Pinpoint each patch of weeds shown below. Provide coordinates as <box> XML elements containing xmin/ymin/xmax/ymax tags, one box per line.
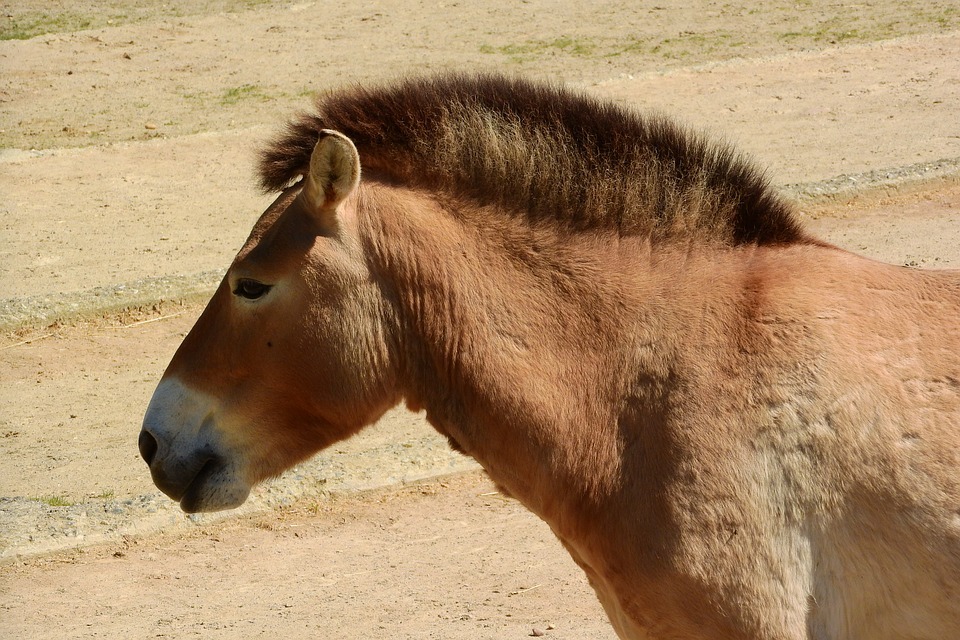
<box><xmin>775</xmin><ymin>3</ymin><xmax>960</xmax><ymax>47</ymax></box>
<box><xmin>96</xmin><ymin>490</ymin><xmax>115</xmax><ymax>500</ymax></box>
<box><xmin>179</xmin><ymin>89</ymin><xmax>210</xmax><ymax>105</ymax></box>
<box><xmin>549</xmin><ymin>35</ymin><xmax>595</xmax><ymax>56</ymax></box>
<box><xmin>779</xmin><ymin>25</ymin><xmax>863</xmax><ymax>44</ymax></box>
<box><xmin>2</xmin><ymin>1</ymin><xmax>282</xmax><ymax>40</ymax></box>
<box><xmin>604</xmin><ymin>30</ymin><xmax>745</xmax><ymax>62</ymax></box>
<box><xmin>37</xmin><ymin>495</ymin><xmax>75</xmax><ymax>507</ymax></box>
<box><xmin>606</xmin><ymin>35</ymin><xmax>652</xmax><ymax>57</ymax></box>
<box><xmin>229</xmin><ymin>0</ymin><xmax>274</xmax><ymax>10</ymax></box>
<box><xmin>1</xmin><ymin>11</ymin><xmax>93</xmax><ymax>40</ymax></box>
<box><xmin>921</xmin><ymin>5</ymin><xmax>960</xmax><ymax>30</ymax></box>
<box><xmin>220</xmin><ymin>84</ymin><xmax>270</xmax><ymax>106</ymax></box>
<box><xmin>480</xmin><ymin>36</ymin><xmax>596</xmax><ymax>62</ymax></box>
<box><xmin>777</xmin><ymin>13</ymin><xmax>920</xmax><ymax>46</ymax></box>
<box><xmin>649</xmin><ymin>31</ymin><xmax>742</xmax><ymax>61</ymax></box>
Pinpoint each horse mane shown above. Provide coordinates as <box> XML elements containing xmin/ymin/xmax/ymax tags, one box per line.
<box><xmin>259</xmin><ymin>73</ymin><xmax>809</xmax><ymax>245</ymax></box>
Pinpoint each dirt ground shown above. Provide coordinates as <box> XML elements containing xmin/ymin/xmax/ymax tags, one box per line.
<box><xmin>1</xmin><ymin>1</ymin><xmax>960</xmax><ymax>638</ymax></box>
<box><xmin>1</xmin><ymin>472</ymin><xmax>616</xmax><ymax>640</ymax></box>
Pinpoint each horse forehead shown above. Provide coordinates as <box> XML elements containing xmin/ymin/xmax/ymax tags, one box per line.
<box><xmin>237</xmin><ymin>192</ymin><xmax>321</xmax><ymax>265</ymax></box>
<box><xmin>240</xmin><ymin>186</ymin><xmax>301</xmax><ymax>243</ymax></box>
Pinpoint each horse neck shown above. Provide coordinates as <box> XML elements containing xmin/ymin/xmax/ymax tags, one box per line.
<box><xmin>360</xmin><ymin>183</ymin><xmax>740</xmax><ymax>524</ymax></box>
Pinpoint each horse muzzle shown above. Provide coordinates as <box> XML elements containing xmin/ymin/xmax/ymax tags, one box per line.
<box><xmin>139</xmin><ymin>377</ymin><xmax>251</xmax><ymax>513</ymax></box>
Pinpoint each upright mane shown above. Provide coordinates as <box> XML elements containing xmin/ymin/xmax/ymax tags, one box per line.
<box><xmin>259</xmin><ymin>73</ymin><xmax>808</xmax><ymax>245</ymax></box>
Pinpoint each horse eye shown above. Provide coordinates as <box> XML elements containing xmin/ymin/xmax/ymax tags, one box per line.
<box><xmin>233</xmin><ymin>278</ymin><xmax>272</xmax><ymax>300</ymax></box>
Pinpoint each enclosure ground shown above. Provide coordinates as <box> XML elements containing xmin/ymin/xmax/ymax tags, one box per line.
<box><xmin>1</xmin><ymin>1</ymin><xmax>959</xmax><ymax>638</ymax></box>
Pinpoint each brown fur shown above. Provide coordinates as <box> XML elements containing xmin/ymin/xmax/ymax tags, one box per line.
<box><xmin>141</xmin><ymin>74</ymin><xmax>960</xmax><ymax>639</ymax></box>
<box><xmin>259</xmin><ymin>73</ymin><xmax>807</xmax><ymax>245</ymax></box>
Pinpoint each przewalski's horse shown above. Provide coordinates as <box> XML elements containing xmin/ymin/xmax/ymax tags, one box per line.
<box><xmin>140</xmin><ymin>74</ymin><xmax>960</xmax><ymax>639</ymax></box>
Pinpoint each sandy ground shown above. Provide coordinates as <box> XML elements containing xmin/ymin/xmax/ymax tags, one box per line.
<box><xmin>1</xmin><ymin>472</ymin><xmax>616</xmax><ymax>640</ymax></box>
<box><xmin>1</xmin><ymin>0</ymin><xmax>960</xmax><ymax>638</ymax></box>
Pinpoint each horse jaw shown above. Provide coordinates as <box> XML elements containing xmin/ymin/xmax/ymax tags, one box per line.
<box><xmin>139</xmin><ymin>377</ymin><xmax>251</xmax><ymax>513</ymax></box>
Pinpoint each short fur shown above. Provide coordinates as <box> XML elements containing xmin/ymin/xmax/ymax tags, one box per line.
<box><xmin>142</xmin><ymin>73</ymin><xmax>960</xmax><ymax>639</ymax></box>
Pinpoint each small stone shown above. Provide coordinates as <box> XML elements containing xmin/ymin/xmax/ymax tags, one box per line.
<box><xmin>145</xmin><ymin>123</ymin><xmax>157</xmax><ymax>130</ymax></box>
<box><xmin>530</xmin><ymin>629</ymin><xmax>545</xmax><ymax>637</ymax></box>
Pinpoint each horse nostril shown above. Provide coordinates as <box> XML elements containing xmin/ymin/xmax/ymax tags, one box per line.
<box><xmin>139</xmin><ymin>430</ymin><xmax>159</xmax><ymax>465</ymax></box>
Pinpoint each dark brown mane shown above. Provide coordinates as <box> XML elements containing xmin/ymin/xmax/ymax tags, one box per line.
<box><xmin>259</xmin><ymin>73</ymin><xmax>808</xmax><ymax>245</ymax></box>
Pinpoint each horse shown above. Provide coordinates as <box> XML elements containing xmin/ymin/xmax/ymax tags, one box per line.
<box><xmin>139</xmin><ymin>73</ymin><xmax>960</xmax><ymax>639</ymax></box>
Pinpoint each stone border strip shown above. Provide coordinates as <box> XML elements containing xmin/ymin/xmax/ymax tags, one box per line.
<box><xmin>783</xmin><ymin>156</ymin><xmax>960</xmax><ymax>203</ymax></box>
<box><xmin>0</xmin><ymin>271</ymin><xmax>225</xmax><ymax>333</ymax></box>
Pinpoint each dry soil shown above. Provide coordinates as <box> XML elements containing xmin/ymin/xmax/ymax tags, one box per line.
<box><xmin>1</xmin><ymin>1</ymin><xmax>959</xmax><ymax>638</ymax></box>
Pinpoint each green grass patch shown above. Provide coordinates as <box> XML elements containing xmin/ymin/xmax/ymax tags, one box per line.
<box><xmin>775</xmin><ymin>10</ymin><xmax>960</xmax><ymax>46</ymax></box>
<box><xmin>1</xmin><ymin>1</ymin><xmax>279</xmax><ymax>40</ymax></box>
<box><xmin>487</xmin><ymin>31</ymin><xmax>746</xmax><ymax>63</ymax></box>
<box><xmin>480</xmin><ymin>36</ymin><xmax>596</xmax><ymax>62</ymax></box>
<box><xmin>548</xmin><ymin>35</ymin><xmax>595</xmax><ymax>56</ymax></box>
<box><xmin>37</xmin><ymin>495</ymin><xmax>75</xmax><ymax>507</ymax></box>
<box><xmin>645</xmin><ymin>31</ymin><xmax>743</xmax><ymax>61</ymax></box>
<box><xmin>779</xmin><ymin>25</ymin><xmax>869</xmax><ymax>44</ymax></box>
<box><xmin>1</xmin><ymin>11</ymin><xmax>95</xmax><ymax>40</ymax></box>
<box><xmin>220</xmin><ymin>84</ymin><xmax>270</xmax><ymax>105</ymax></box>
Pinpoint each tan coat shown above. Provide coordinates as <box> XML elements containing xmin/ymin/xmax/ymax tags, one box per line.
<box><xmin>141</xmin><ymin>75</ymin><xmax>960</xmax><ymax>639</ymax></box>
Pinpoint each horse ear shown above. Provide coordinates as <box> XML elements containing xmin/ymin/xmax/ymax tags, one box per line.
<box><xmin>301</xmin><ymin>129</ymin><xmax>361</xmax><ymax>225</ymax></box>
